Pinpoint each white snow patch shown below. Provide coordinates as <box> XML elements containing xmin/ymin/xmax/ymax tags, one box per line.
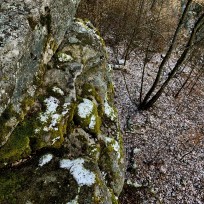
<box><xmin>0</xmin><ymin>89</ymin><xmax>5</xmax><ymax>94</ymax></box>
<box><xmin>66</xmin><ymin>195</ymin><xmax>79</xmax><ymax>204</ymax></box>
<box><xmin>39</xmin><ymin>97</ymin><xmax>61</xmax><ymax>132</ymax></box>
<box><xmin>133</xmin><ymin>148</ymin><xmax>141</xmax><ymax>154</ymax></box>
<box><xmin>105</xmin><ymin>137</ymin><xmax>113</xmax><ymax>143</ymax></box>
<box><xmin>107</xmin><ymin>64</ymin><xmax>112</xmax><ymax>72</ymax></box>
<box><xmin>35</xmin><ymin>129</ymin><xmax>40</xmax><ymax>133</ymax></box>
<box><xmin>104</xmin><ymin>97</ymin><xmax>116</xmax><ymax>121</ymax></box>
<box><xmin>89</xmin><ymin>115</ymin><xmax>96</xmax><ymax>129</ymax></box>
<box><xmin>43</xmin><ymin>126</ymin><xmax>49</xmax><ymax>132</ymax></box>
<box><xmin>101</xmin><ymin>171</ymin><xmax>107</xmax><ymax>183</ymax></box>
<box><xmin>118</xmin><ymin>59</ymin><xmax>125</xmax><ymax>65</ymax></box>
<box><xmin>51</xmin><ymin>136</ymin><xmax>60</xmax><ymax>145</ymax></box>
<box><xmin>52</xmin><ymin>86</ymin><xmax>64</xmax><ymax>95</ymax></box>
<box><xmin>76</xmin><ymin>21</ymin><xmax>88</xmax><ymax>33</ymax></box>
<box><xmin>78</xmin><ymin>99</ymin><xmax>94</xmax><ymax>118</ymax></box>
<box><xmin>39</xmin><ymin>154</ymin><xmax>53</xmax><ymax>167</ymax></box>
<box><xmin>112</xmin><ymin>142</ymin><xmax>120</xmax><ymax>159</ymax></box>
<box><xmin>63</xmin><ymin>102</ymin><xmax>71</xmax><ymax>108</ymax></box>
<box><xmin>40</xmin><ymin>97</ymin><xmax>59</xmax><ymax>122</ymax></box>
<box><xmin>62</xmin><ymin>102</ymin><xmax>71</xmax><ymax>115</ymax></box>
<box><xmin>45</xmin><ymin>97</ymin><xmax>59</xmax><ymax>113</ymax></box>
<box><xmin>62</xmin><ymin>110</ymin><xmax>69</xmax><ymax>116</ymax></box>
<box><xmin>60</xmin><ymin>158</ymin><xmax>95</xmax><ymax>186</ymax></box>
<box><xmin>27</xmin><ymin>85</ymin><xmax>36</xmax><ymax>97</ymax></box>
<box><xmin>49</xmin><ymin>113</ymin><xmax>60</xmax><ymax>129</ymax></box>
<box><xmin>127</xmin><ymin>179</ymin><xmax>142</xmax><ymax>188</ymax></box>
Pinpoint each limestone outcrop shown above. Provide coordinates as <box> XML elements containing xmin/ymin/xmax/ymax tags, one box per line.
<box><xmin>0</xmin><ymin>0</ymin><xmax>124</xmax><ymax>203</ymax></box>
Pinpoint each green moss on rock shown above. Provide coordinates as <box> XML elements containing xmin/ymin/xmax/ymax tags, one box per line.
<box><xmin>0</xmin><ymin>120</ymin><xmax>32</xmax><ymax>164</ymax></box>
<box><xmin>0</xmin><ymin>15</ymin><xmax>124</xmax><ymax>203</ymax></box>
<box><xmin>0</xmin><ymin>171</ymin><xmax>25</xmax><ymax>203</ymax></box>
<box><xmin>81</xmin><ymin>83</ymin><xmax>103</xmax><ymax>106</ymax></box>
<box><xmin>0</xmin><ymin>104</ymin><xmax>21</xmax><ymax>146</ymax></box>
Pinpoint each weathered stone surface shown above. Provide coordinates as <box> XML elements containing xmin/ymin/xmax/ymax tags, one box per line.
<box><xmin>0</xmin><ymin>1</ymin><xmax>124</xmax><ymax>203</ymax></box>
<box><xmin>0</xmin><ymin>0</ymin><xmax>80</xmax><ymax>146</ymax></box>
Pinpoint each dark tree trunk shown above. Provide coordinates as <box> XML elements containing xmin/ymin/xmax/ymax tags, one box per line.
<box><xmin>139</xmin><ymin>0</ymin><xmax>193</xmax><ymax>109</ymax></box>
<box><xmin>139</xmin><ymin>12</ymin><xmax>204</xmax><ymax>110</ymax></box>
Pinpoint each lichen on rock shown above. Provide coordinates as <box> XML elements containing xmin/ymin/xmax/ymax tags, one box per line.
<box><xmin>0</xmin><ymin>0</ymin><xmax>125</xmax><ymax>203</ymax></box>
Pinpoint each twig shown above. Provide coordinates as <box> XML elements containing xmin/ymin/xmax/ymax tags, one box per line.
<box><xmin>179</xmin><ymin>144</ymin><xmax>197</xmax><ymax>161</ymax></box>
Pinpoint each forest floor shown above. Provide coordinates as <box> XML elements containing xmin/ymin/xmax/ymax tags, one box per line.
<box><xmin>109</xmin><ymin>48</ymin><xmax>204</xmax><ymax>204</ymax></box>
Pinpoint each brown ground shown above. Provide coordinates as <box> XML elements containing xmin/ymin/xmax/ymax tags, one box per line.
<box><xmin>110</xmin><ymin>50</ymin><xmax>204</xmax><ymax>204</ymax></box>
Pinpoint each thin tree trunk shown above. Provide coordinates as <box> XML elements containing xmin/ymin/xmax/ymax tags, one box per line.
<box><xmin>139</xmin><ymin>34</ymin><xmax>153</xmax><ymax>103</ymax></box>
<box><xmin>188</xmin><ymin>70</ymin><xmax>203</xmax><ymax>95</ymax></box>
<box><xmin>139</xmin><ymin>0</ymin><xmax>164</xmax><ymax>103</ymax></box>
<box><xmin>122</xmin><ymin>0</ymin><xmax>146</xmax><ymax>65</ymax></box>
<box><xmin>139</xmin><ymin>0</ymin><xmax>193</xmax><ymax>109</ymax></box>
<box><xmin>123</xmin><ymin>28</ymin><xmax>137</xmax><ymax>65</ymax></box>
<box><xmin>140</xmin><ymin>13</ymin><xmax>204</xmax><ymax>110</ymax></box>
<box><xmin>174</xmin><ymin>66</ymin><xmax>194</xmax><ymax>98</ymax></box>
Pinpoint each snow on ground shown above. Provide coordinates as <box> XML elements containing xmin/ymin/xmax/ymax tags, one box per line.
<box><xmin>110</xmin><ymin>47</ymin><xmax>204</xmax><ymax>203</ymax></box>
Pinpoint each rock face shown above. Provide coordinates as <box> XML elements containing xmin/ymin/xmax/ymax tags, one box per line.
<box><xmin>0</xmin><ymin>0</ymin><xmax>124</xmax><ymax>203</ymax></box>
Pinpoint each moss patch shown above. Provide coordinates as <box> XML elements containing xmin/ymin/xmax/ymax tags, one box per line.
<box><xmin>81</xmin><ymin>83</ymin><xmax>103</xmax><ymax>105</ymax></box>
<box><xmin>0</xmin><ymin>92</ymin><xmax>71</xmax><ymax>165</ymax></box>
<box><xmin>0</xmin><ymin>120</ymin><xmax>32</xmax><ymax>164</ymax></box>
<box><xmin>0</xmin><ymin>171</ymin><xmax>25</xmax><ymax>203</ymax></box>
<box><xmin>0</xmin><ymin>104</ymin><xmax>21</xmax><ymax>146</ymax></box>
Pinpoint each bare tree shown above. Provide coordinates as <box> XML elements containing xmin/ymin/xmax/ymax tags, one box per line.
<box><xmin>139</xmin><ymin>0</ymin><xmax>204</xmax><ymax>110</ymax></box>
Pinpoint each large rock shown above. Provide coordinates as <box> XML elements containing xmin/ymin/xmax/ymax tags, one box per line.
<box><xmin>0</xmin><ymin>1</ymin><xmax>125</xmax><ymax>203</ymax></box>
<box><xmin>0</xmin><ymin>0</ymin><xmax>80</xmax><ymax>146</ymax></box>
